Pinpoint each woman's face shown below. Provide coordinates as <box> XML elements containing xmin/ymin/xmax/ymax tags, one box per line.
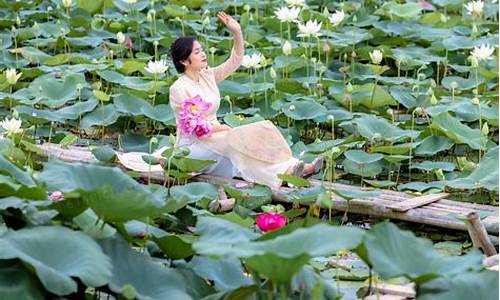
<box><xmin>182</xmin><ymin>40</ymin><xmax>208</xmax><ymax>71</ymax></box>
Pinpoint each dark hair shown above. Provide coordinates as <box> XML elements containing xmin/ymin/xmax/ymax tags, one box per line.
<box><xmin>169</xmin><ymin>36</ymin><xmax>197</xmax><ymax>73</ymax></box>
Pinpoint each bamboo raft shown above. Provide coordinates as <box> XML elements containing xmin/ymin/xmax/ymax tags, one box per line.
<box><xmin>37</xmin><ymin>143</ymin><xmax>499</xmax><ymax>235</ymax></box>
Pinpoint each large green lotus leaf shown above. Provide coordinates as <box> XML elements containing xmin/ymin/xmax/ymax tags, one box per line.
<box><xmin>426</xmin><ymin>99</ymin><xmax>498</xmax><ymax>125</ymax></box>
<box><xmin>99</xmin><ymin>237</ymin><xmax>191</xmax><ymax>300</ymax></box>
<box><xmin>77</xmin><ymin>0</ymin><xmax>104</xmax><ymax>13</ymax></box>
<box><xmin>286</xmin><ymin>185</ymin><xmax>325</xmax><ymax>203</ymax></box>
<box><xmin>447</xmin><ymin>146</ymin><xmax>498</xmax><ymax>192</ymax></box>
<box><xmin>79</xmin><ymin>104</ymin><xmax>120</xmax><ymax>129</ymax></box>
<box><xmin>38</xmin><ymin>159</ymin><xmax>166</xmax><ymax>222</ymax></box>
<box><xmin>244</xmin><ymin>254</ymin><xmax>311</xmax><ymax>284</ymax></box>
<box><xmin>188</xmin><ymin>256</ymin><xmax>253</xmax><ymax>292</ymax></box>
<box><xmin>442</xmin><ymin>75</ymin><xmax>484</xmax><ymax>91</ymax></box>
<box><xmin>397</xmin><ymin>181</ymin><xmax>446</xmax><ymax>192</ymax></box>
<box><xmin>15</xmin><ymin>98</ymin><xmax>99</xmax><ymax>124</ymax></box>
<box><xmin>442</xmin><ymin>36</ymin><xmax>475</xmax><ymax>50</ymax></box>
<box><xmin>0</xmin><ymin>262</ymin><xmax>45</xmax><ymax>300</ymax></box>
<box><xmin>357</xmin><ymin>222</ymin><xmax>483</xmax><ymax>283</ymax></box>
<box><xmin>272</xmin><ymin>55</ymin><xmax>307</xmax><ymax>71</ymax></box>
<box><xmin>389</xmin><ymin>86</ymin><xmax>418</xmax><ymax>109</ymax></box>
<box><xmin>112</xmin><ymin>0</ymin><xmax>150</xmax><ymax>12</ymax></box>
<box><xmin>165</xmin><ymin>182</ymin><xmax>218</xmax><ymax>212</ymax></box>
<box><xmin>352</xmin><ymin>115</ymin><xmax>419</xmax><ymax>142</ymax></box>
<box><xmin>141</xmin><ymin>104</ymin><xmax>175</xmax><ymax>123</ymax></box>
<box><xmin>218</xmin><ymin>80</ymin><xmax>252</xmax><ymax>95</ymax></box>
<box><xmin>0</xmin><ymin>226</ymin><xmax>111</xmax><ymax>296</ymax></box>
<box><xmin>223</xmin><ymin>184</ymin><xmax>273</xmax><ymax>209</ymax></box>
<box><xmin>73</xmin><ymin>208</ymin><xmax>117</xmax><ymax>240</ymax></box>
<box><xmin>282</xmin><ymin>100</ymin><xmax>327</xmax><ymax>120</ymax></box>
<box><xmin>155</xmin><ymin>234</ymin><xmax>197</xmax><ymax>260</ymax></box>
<box><xmin>114</xmin><ymin>94</ymin><xmax>151</xmax><ymax>116</ymax></box>
<box><xmin>351</xmin><ymin>83</ymin><xmax>397</xmax><ymax>109</ymax></box>
<box><xmin>392</xmin><ymin>46</ymin><xmax>442</xmax><ymax>65</ymax></box>
<box><xmin>326</xmin><ymin>26</ymin><xmax>372</xmax><ymax>46</ymax></box>
<box><xmin>418</xmin><ymin>271</ymin><xmax>499</xmax><ymax>300</ymax></box>
<box><xmin>18</xmin><ymin>47</ymin><xmax>52</xmax><ymax>64</ymax></box>
<box><xmin>414</xmin><ymin>136</ymin><xmax>454</xmax><ymax>156</ymax></box>
<box><xmin>430</xmin><ymin>112</ymin><xmax>485</xmax><ymax>150</ymax></box>
<box><xmin>377</xmin><ymin>2</ymin><xmax>423</xmax><ymax>18</ymax></box>
<box><xmin>344</xmin><ymin>150</ymin><xmax>384</xmax><ymax>164</ymax></box>
<box><xmin>372</xmin><ymin>142</ymin><xmax>421</xmax><ymax>155</ymax></box>
<box><xmin>28</xmin><ymin>73</ymin><xmax>88</xmax><ymax>108</ymax></box>
<box><xmin>342</xmin><ymin>157</ymin><xmax>383</xmax><ymax>177</ymax></box>
<box><xmin>411</xmin><ymin>161</ymin><xmax>455</xmax><ymax>172</ymax></box>
<box><xmin>194</xmin><ymin>217</ymin><xmax>365</xmax><ymax>258</ymax></box>
<box><xmin>0</xmin><ymin>154</ymin><xmax>36</xmax><ymax>187</ymax></box>
<box><xmin>66</xmin><ymin>36</ymin><xmax>104</xmax><ymax>47</ymax></box>
<box><xmin>97</xmin><ymin>70</ymin><xmax>154</xmax><ymax>91</ymax></box>
<box><xmin>333</xmin><ymin>188</ymin><xmax>382</xmax><ymax>200</ymax></box>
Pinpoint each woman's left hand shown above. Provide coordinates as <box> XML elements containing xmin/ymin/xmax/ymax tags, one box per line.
<box><xmin>217</xmin><ymin>11</ymin><xmax>241</xmax><ymax>33</ymax></box>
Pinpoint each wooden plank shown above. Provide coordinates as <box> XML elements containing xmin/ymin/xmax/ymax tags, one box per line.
<box><xmin>363</xmin><ymin>295</ymin><xmax>408</xmax><ymax>300</ymax></box>
<box><xmin>388</xmin><ymin>193</ymin><xmax>449</xmax><ymax>212</ymax></box>
<box><xmin>370</xmin><ymin>283</ymin><xmax>416</xmax><ymax>298</ymax></box>
<box><xmin>466</xmin><ymin>212</ymin><xmax>498</xmax><ymax>256</ymax></box>
<box><xmin>36</xmin><ymin>143</ymin><xmax>500</xmax><ymax>235</ymax></box>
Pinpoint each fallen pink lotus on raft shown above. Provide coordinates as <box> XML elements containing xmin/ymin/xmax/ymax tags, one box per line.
<box><xmin>49</xmin><ymin>191</ymin><xmax>64</xmax><ymax>202</ymax></box>
<box><xmin>256</xmin><ymin>213</ymin><xmax>288</xmax><ymax>232</ymax></box>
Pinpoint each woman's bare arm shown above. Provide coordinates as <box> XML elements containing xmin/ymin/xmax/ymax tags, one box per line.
<box><xmin>211</xmin><ymin>12</ymin><xmax>244</xmax><ymax>83</ymax></box>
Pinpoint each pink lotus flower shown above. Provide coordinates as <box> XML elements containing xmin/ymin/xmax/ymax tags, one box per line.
<box><xmin>419</xmin><ymin>1</ymin><xmax>433</xmax><ymax>9</ymax></box>
<box><xmin>256</xmin><ymin>213</ymin><xmax>288</xmax><ymax>232</ymax></box>
<box><xmin>49</xmin><ymin>191</ymin><xmax>64</xmax><ymax>202</ymax></box>
<box><xmin>179</xmin><ymin>95</ymin><xmax>212</xmax><ymax>139</ymax></box>
<box><xmin>124</xmin><ymin>37</ymin><xmax>133</xmax><ymax>49</ymax></box>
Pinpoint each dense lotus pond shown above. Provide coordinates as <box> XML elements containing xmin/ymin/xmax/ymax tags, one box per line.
<box><xmin>0</xmin><ymin>0</ymin><xmax>498</xmax><ymax>299</ymax></box>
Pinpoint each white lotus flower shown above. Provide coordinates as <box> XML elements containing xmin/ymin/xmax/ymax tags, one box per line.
<box><xmin>62</xmin><ymin>0</ymin><xmax>72</xmax><ymax>8</ymax></box>
<box><xmin>471</xmin><ymin>44</ymin><xmax>495</xmax><ymax>61</ymax></box>
<box><xmin>242</xmin><ymin>53</ymin><xmax>264</xmax><ymax>69</ymax></box>
<box><xmin>297</xmin><ymin>19</ymin><xmax>322</xmax><ymax>38</ymax></box>
<box><xmin>0</xmin><ymin>117</ymin><xmax>22</xmax><ymax>136</ymax></box>
<box><xmin>329</xmin><ymin>10</ymin><xmax>345</xmax><ymax>27</ymax></box>
<box><xmin>282</xmin><ymin>40</ymin><xmax>292</xmax><ymax>56</ymax></box>
<box><xmin>123</xmin><ymin>0</ymin><xmax>137</xmax><ymax>4</ymax></box>
<box><xmin>464</xmin><ymin>0</ymin><xmax>484</xmax><ymax>17</ymax></box>
<box><xmin>274</xmin><ymin>6</ymin><xmax>301</xmax><ymax>23</ymax></box>
<box><xmin>285</xmin><ymin>0</ymin><xmax>306</xmax><ymax>7</ymax></box>
<box><xmin>369</xmin><ymin>49</ymin><xmax>383</xmax><ymax>65</ymax></box>
<box><xmin>144</xmin><ymin>59</ymin><xmax>168</xmax><ymax>75</ymax></box>
<box><xmin>116</xmin><ymin>31</ymin><xmax>125</xmax><ymax>44</ymax></box>
<box><xmin>5</xmin><ymin>68</ymin><xmax>22</xmax><ymax>85</ymax></box>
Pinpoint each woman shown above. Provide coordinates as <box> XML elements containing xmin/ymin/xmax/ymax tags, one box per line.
<box><xmin>118</xmin><ymin>12</ymin><xmax>321</xmax><ymax>189</ymax></box>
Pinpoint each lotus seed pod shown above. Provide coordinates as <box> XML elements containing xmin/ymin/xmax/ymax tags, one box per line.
<box><xmin>331</xmin><ymin>146</ymin><xmax>340</xmax><ymax>154</ymax></box>
<box><xmin>450</xmin><ymin>81</ymin><xmax>459</xmax><ymax>89</ymax></box>
<box><xmin>414</xmin><ymin>107</ymin><xmax>423</xmax><ymax>115</ymax></box>
<box><xmin>302</xmin><ymin>82</ymin><xmax>309</xmax><ymax>89</ymax></box>
<box><xmin>440</xmin><ymin>13</ymin><xmax>447</xmax><ymax>23</ymax></box>
<box><xmin>472</xmin><ymin>88</ymin><xmax>478</xmax><ymax>95</ymax></box>
<box><xmin>417</xmin><ymin>73</ymin><xmax>426</xmax><ymax>81</ymax></box>
<box><xmin>471</xmin><ymin>97</ymin><xmax>480</xmax><ymax>105</ymax></box>
<box><xmin>346</xmin><ymin>82</ymin><xmax>353</xmax><ymax>93</ymax></box>
<box><xmin>244</xmin><ymin>4</ymin><xmax>251</xmax><ymax>12</ymax></box>
<box><xmin>12</xmin><ymin>110</ymin><xmax>19</xmax><ymax>118</ymax></box>
<box><xmin>322</xmin><ymin>42</ymin><xmax>331</xmax><ymax>53</ymax></box>
<box><xmin>282</xmin><ymin>40</ymin><xmax>292</xmax><ymax>56</ymax></box>
<box><xmin>209</xmin><ymin>47</ymin><xmax>217</xmax><ymax>54</ymax></box>
<box><xmin>153</xmin><ymin>40</ymin><xmax>159</xmax><ymax>46</ymax></box>
<box><xmin>150</xmin><ymin>137</ymin><xmax>158</xmax><ymax>144</ymax></box>
<box><xmin>386</xmin><ymin>108</ymin><xmax>394</xmax><ymax>116</ymax></box>
<box><xmin>289</xmin><ymin>104</ymin><xmax>296</xmax><ymax>111</ymax></box>
<box><xmin>224</xmin><ymin>95</ymin><xmax>230</xmax><ymax>102</ymax></box>
<box><xmin>311</xmin><ymin>57</ymin><xmax>317</xmax><ymax>64</ymax></box>
<box><xmin>327</xmin><ymin>114</ymin><xmax>334</xmax><ymax>121</ymax></box>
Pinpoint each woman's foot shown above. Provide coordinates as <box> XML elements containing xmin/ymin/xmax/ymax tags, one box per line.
<box><xmin>303</xmin><ymin>157</ymin><xmax>324</xmax><ymax>176</ymax></box>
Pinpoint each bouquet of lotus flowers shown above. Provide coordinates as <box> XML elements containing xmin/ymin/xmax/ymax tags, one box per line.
<box><xmin>179</xmin><ymin>95</ymin><xmax>213</xmax><ymax>138</ymax></box>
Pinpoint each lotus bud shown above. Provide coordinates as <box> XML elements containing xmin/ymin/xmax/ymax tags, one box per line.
<box><xmin>386</xmin><ymin>108</ymin><xmax>394</xmax><ymax>116</ymax></box>
<box><xmin>435</xmin><ymin>168</ymin><xmax>445</xmax><ymax>181</ymax></box>
<box><xmin>311</xmin><ymin>57</ymin><xmax>317</xmax><ymax>64</ymax></box>
<box><xmin>244</xmin><ymin>4</ymin><xmax>251</xmax><ymax>12</ymax></box>
<box><xmin>5</xmin><ymin>68</ymin><xmax>22</xmax><ymax>85</ymax></box>
<box><xmin>327</xmin><ymin>114</ymin><xmax>335</xmax><ymax>122</ymax></box>
<box><xmin>289</xmin><ymin>104</ymin><xmax>296</xmax><ymax>111</ymax></box>
<box><xmin>369</xmin><ymin>49</ymin><xmax>383</xmax><ymax>65</ymax></box>
<box><xmin>147</xmin><ymin>12</ymin><xmax>153</xmax><ymax>22</ymax></box>
<box><xmin>302</xmin><ymin>82</ymin><xmax>309</xmax><ymax>89</ymax></box>
<box><xmin>269</xmin><ymin>67</ymin><xmax>277</xmax><ymax>79</ymax></box>
<box><xmin>150</xmin><ymin>136</ymin><xmax>158</xmax><ymax>144</ymax></box>
<box><xmin>209</xmin><ymin>47</ymin><xmax>217</xmax><ymax>54</ymax></box>
<box><xmin>346</xmin><ymin>82</ymin><xmax>353</xmax><ymax>93</ymax></box>
<box><xmin>282</xmin><ymin>40</ymin><xmax>292</xmax><ymax>56</ymax></box>
<box><xmin>450</xmin><ymin>81</ymin><xmax>459</xmax><ymax>89</ymax></box>
<box><xmin>322</xmin><ymin>42</ymin><xmax>331</xmax><ymax>53</ymax></box>
<box><xmin>430</xmin><ymin>93</ymin><xmax>438</xmax><ymax>105</ymax></box>
<box><xmin>471</xmin><ymin>97</ymin><xmax>480</xmax><ymax>105</ymax></box>
<box><xmin>351</xmin><ymin>51</ymin><xmax>357</xmax><ymax>58</ymax></box>
<box><xmin>12</xmin><ymin>110</ymin><xmax>19</xmax><ymax>118</ymax></box>
<box><xmin>323</xmin><ymin>7</ymin><xmax>329</xmax><ymax>15</ymax></box>
<box><xmin>62</xmin><ymin>0</ymin><xmax>72</xmax><ymax>8</ymax></box>
<box><xmin>203</xmin><ymin>16</ymin><xmax>210</xmax><ymax>26</ymax></box>
<box><xmin>16</xmin><ymin>16</ymin><xmax>21</xmax><ymax>26</ymax></box>
<box><xmin>116</xmin><ymin>31</ymin><xmax>125</xmax><ymax>44</ymax></box>
<box><xmin>440</xmin><ymin>13</ymin><xmax>447</xmax><ymax>23</ymax></box>
<box><xmin>153</xmin><ymin>40</ymin><xmax>159</xmax><ymax>47</ymax></box>
<box><xmin>482</xmin><ymin>122</ymin><xmax>489</xmax><ymax>135</ymax></box>
<box><xmin>471</xmin><ymin>23</ymin><xmax>478</xmax><ymax>35</ymax></box>
<box><xmin>472</xmin><ymin>88</ymin><xmax>478</xmax><ymax>95</ymax></box>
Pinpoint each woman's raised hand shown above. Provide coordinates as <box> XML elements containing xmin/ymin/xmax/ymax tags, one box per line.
<box><xmin>217</xmin><ymin>11</ymin><xmax>241</xmax><ymax>33</ymax></box>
